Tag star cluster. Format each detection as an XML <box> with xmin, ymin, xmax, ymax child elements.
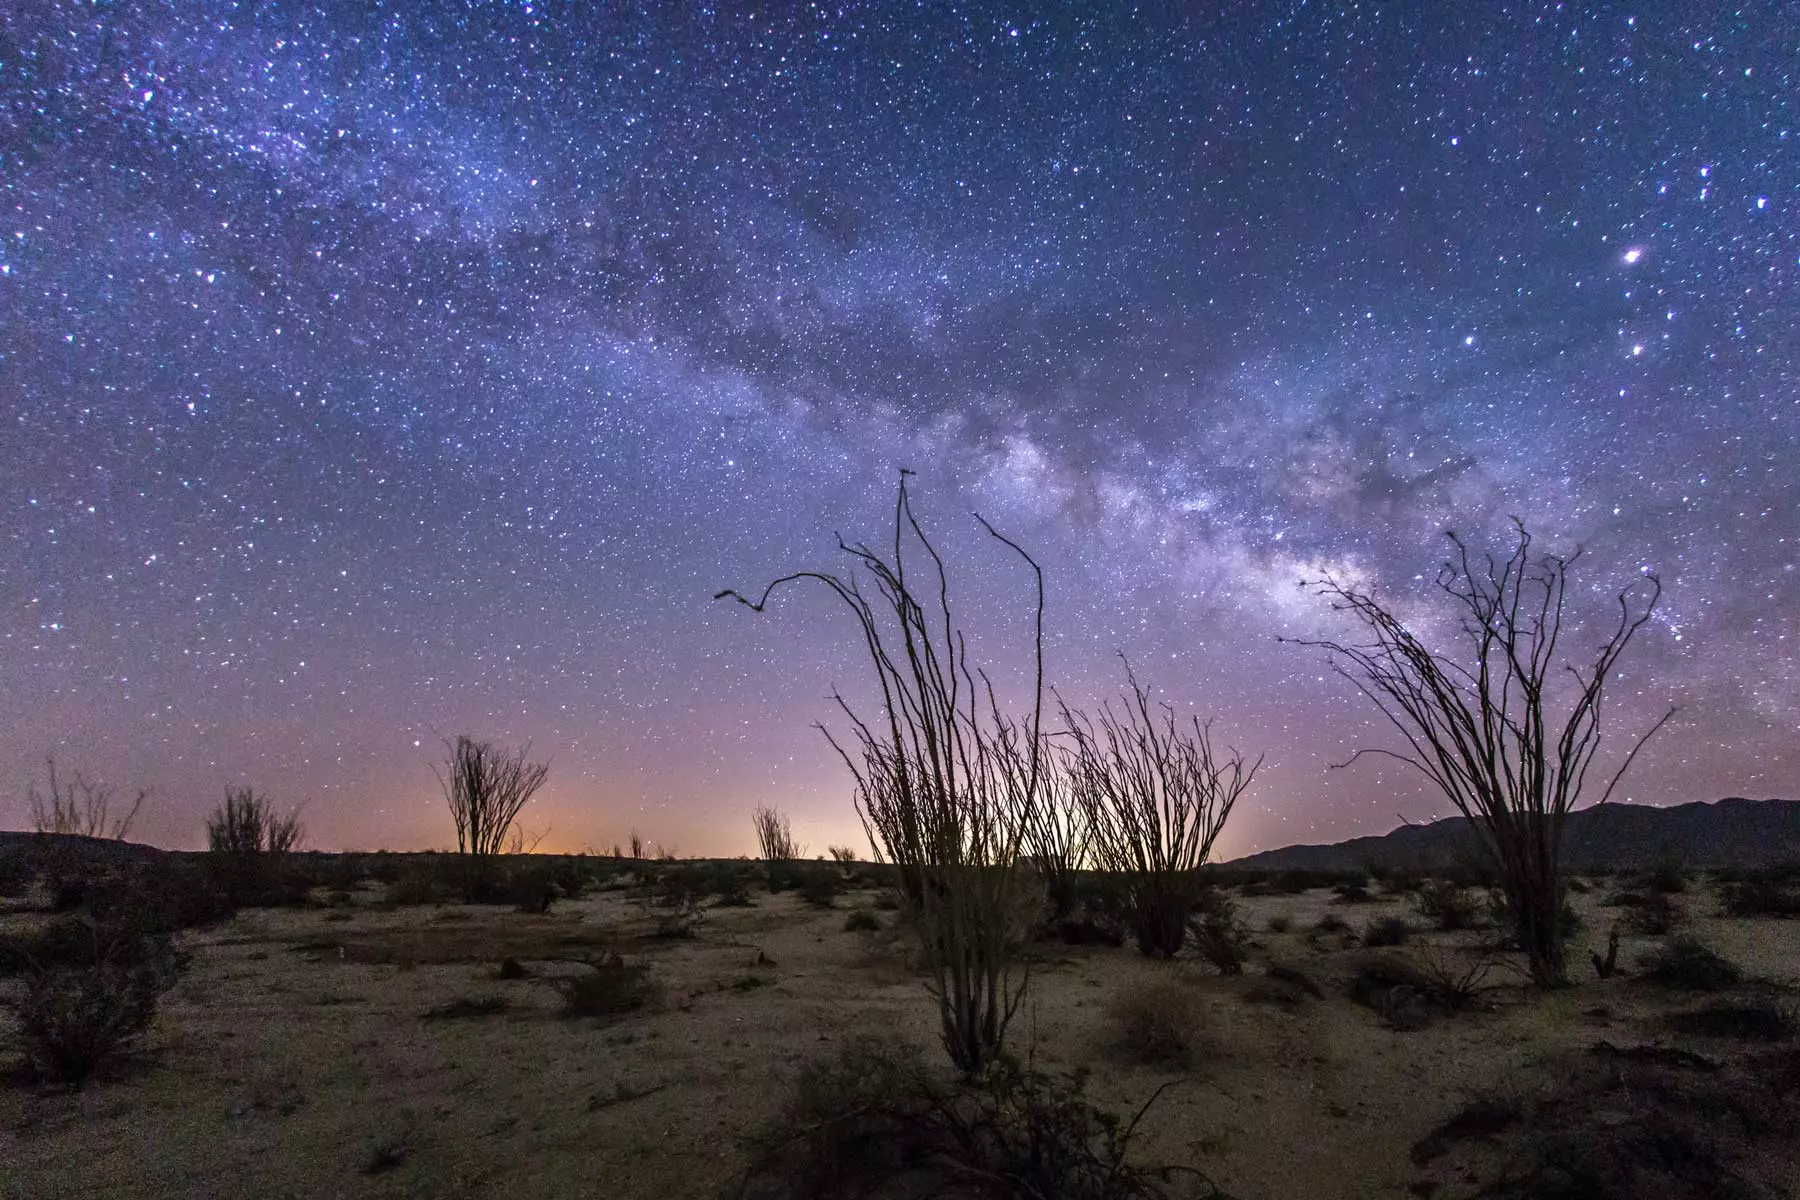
<box><xmin>2</xmin><ymin>2</ymin><xmax>1795</xmax><ymax>855</ymax></box>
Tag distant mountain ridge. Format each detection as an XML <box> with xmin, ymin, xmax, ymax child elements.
<box><xmin>1226</xmin><ymin>798</ymin><xmax>1800</xmax><ymax>873</ymax></box>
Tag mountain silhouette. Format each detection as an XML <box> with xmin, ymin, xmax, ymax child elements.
<box><xmin>1226</xmin><ymin>798</ymin><xmax>1800</xmax><ymax>873</ymax></box>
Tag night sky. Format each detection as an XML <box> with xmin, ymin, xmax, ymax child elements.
<box><xmin>2</xmin><ymin>2</ymin><xmax>1795</xmax><ymax>858</ymax></box>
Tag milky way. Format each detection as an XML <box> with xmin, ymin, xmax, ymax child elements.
<box><xmin>2</xmin><ymin>2</ymin><xmax>1795</xmax><ymax>856</ymax></box>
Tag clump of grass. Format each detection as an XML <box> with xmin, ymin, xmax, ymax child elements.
<box><xmin>554</xmin><ymin>953</ymin><xmax>657</xmax><ymax>1019</ymax></box>
<box><xmin>843</xmin><ymin>909</ymin><xmax>881</xmax><ymax>933</ymax></box>
<box><xmin>1362</xmin><ymin>916</ymin><xmax>1412</xmax><ymax>947</ymax></box>
<box><xmin>1639</xmin><ymin>936</ymin><xmax>1742</xmax><ymax>992</ymax></box>
<box><xmin>1106</xmin><ymin>976</ymin><xmax>1209</xmax><ymax>1069</ymax></box>
<box><xmin>421</xmin><ymin>994</ymin><xmax>510</xmax><ymax>1021</ymax></box>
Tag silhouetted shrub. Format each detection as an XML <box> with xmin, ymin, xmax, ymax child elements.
<box><xmin>554</xmin><ymin>953</ymin><xmax>657</xmax><ymax>1019</ymax></box>
<box><xmin>1363</xmin><ymin>916</ymin><xmax>1412</xmax><ymax>947</ymax></box>
<box><xmin>1264</xmin><ymin>914</ymin><xmax>1292</xmax><ymax>934</ymax></box>
<box><xmin>1640</xmin><ymin>937</ymin><xmax>1742</xmax><ymax>992</ymax></box>
<box><xmin>1332</xmin><ymin>880</ymin><xmax>1373</xmax><ymax>905</ymax></box>
<box><xmin>844</xmin><ymin>909</ymin><xmax>881</xmax><ymax>932</ymax></box>
<box><xmin>737</xmin><ymin>1038</ymin><xmax>1219</xmax><ymax>1199</ymax></box>
<box><xmin>1107</xmin><ymin>977</ymin><xmax>1208</xmax><ymax>1069</ymax></box>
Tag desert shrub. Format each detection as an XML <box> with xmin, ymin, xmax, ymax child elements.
<box><xmin>796</xmin><ymin>866</ymin><xmax>842</xmax><ymax>909</ymax></box>
<box><xmin>1624</xmin><ymin>890</ymin><xmax>1683</xmax><ymax>935</ymax></box>
<box><xmin>1639</xmin><ymin>937</ymin><xmax>1742</xmax><ymax>992</ymax></box>
<box><xmin>204</xmin><ymin>787</ymin><xmax>309</xmax><ymax>907</ymax></box>
<box><xmin>1565</xmin><ymin>876</ymin><xmax>1592</xmax><ymax>895</ymax></box>
<box><xmin>4</xmin><ymin>919</ymin><xmax>183</xmax><ymax>1085</ymax></box>
<box><xmin>1375</xmin><ymin>867</ymin><xmax>1424</xmax><ymax>896</ymax></box>
<box><xmin>1349</xmin><ymin>949</ymin><xmax>1491</xmax><ymax>1027</ymax></box>
<box><xmin>504</xmin><ymin>863</ymin><xmax>558</xmax><ymax>914</ymax></box>
<box><xmin>651</xmin><ymin>899</ymin><xmax>704</xmax><ymax>939</ymax></box>
<box><xmin>1265</xmin><ymin>963</ymin><xmax>1325</xmax><ymax>999</ymax></box>
<box><xmin>554</xmin><ymin>953</ymin><xmax>657</xmax><ymax>1019</ymax></box>
<box><xmin>844</xmin><ymin>909</ymin><xmax>882</xmax><ymax>933</ymax></box>
<box><xmin>1265</xmin><ymin>914</ymin><xmax>1292</xmax><ymax>934</ymax></box>
<box><xmin>1487</xmin><ymin>890</ymin><xmax>1582</xmax><ymax>941</ymax></box>
<box><xmin>386</xmin><ymin>863</ymin><xmax>447</xmax><ymax>907</ymax></box>
<box><xmin>1665</xmin><ymin>997</ymin><xmax>1798</xmax><ymax>1042</ymax></box>
<box><xmin>1332</xmin><ymin>880</ymin><xmax>1373</xmax><ymax>905</ymax></box>
<box><xmin>0</xmin><ymin>848</ymin><xmax>35</xmax><ymax>898</ymax></box>
<box><xmin>1411</xmin><ymin>879</ymin><xmax>1482</xmax><ymax>931</ymax></box>
<box><xmin>1106</xmin><ymin>976</ymin><xmax>1208</xmax><ymax>1069</ymax></box>
<box><xmin>1065</xmin><ymin>672</ymin><xmax>1259</xmax><ymax>960</ymax></box>
<box><xmin>1363</xmin><ymin>916</ymin><xmax>1412</xmax><ymax>947</ymax></box>
<box><xmin>1410</xmin><ymin>1094</ymin><xmax>1524</xmax><ymax>1165</ymax></box>
<box><xmin>737</xmin><ymin>1038</ymin><xmax>1219</xmax><ymax>1199</ymax></box>
<box><xmin>1449</xmin><ymin>1043</ymin><xmax>1800</xmax><ymax>1200</ymax></box>
<box><xmin>1412</xmin><ymin>944</ymin><xmax>1495</xmax><ymax>1011</ymax></box>
<box><xmin>715</xmin><ymin>885</ymin><xmax>755</xmax><ymax>908</ymax></box>
<box><xmin>1186</xmin><ymin>899</ymin><xmax>1250</xmax><ymax>976</ymax></box>
<box><xmin>421</xmin><ymin>995</ymin><xmax>510</xmax><ymax>1021</ymax></box>
<box><xmin>1643</xmin><ymin>855</ymin><xmax>1688</xmax><ymax>895</ymax></box>
<box><xmin>1310</xmin><ymin>913</ymin><xmax>1352</xmax><ymax>939</ymax></box>
<box><xmin>1721</xmin><ymin>872</ymin><xmax>1800</xmax><ymax>919</ymax></box>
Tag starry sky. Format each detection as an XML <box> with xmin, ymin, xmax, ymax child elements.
<box><xmin>2</xmin><ymin>2</ymin><xmax>1796</xmax><ymax>858</ymax></box>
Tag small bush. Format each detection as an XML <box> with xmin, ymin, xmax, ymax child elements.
<box><xmin>737</xmin><ymin>1039</ymin><xmax>1217</xmax><ymax>1199</ymax></box>
<box><xmin>796</xmin><ymin>867</ymin><xmax>842</xmax><ymax>910</ymax></box>
<box><xmin>1411</xmin><ymin>879</ymin><xmax>1482</xmax><ymax>931</ymax></box>
<box><xmin>1666</xmin><ymin>998</ymin><xmax>1798</xmax><ymax>1042</ymax></box>
<box><xmin>1644</xmin><ymin>856</ymin><xmax>1688</xmax><ymax>895</ymax></box>
<box><xmin>554</xmin><ymin>953</ymin><xmax>657</xmax><ymax>1019</ymax></box>
<box><xmin>4</xmin><ymin>920</ymin><xmax>183</xmax><ymax>1086</ymax></box>
<box><xmin>1639</xmin><ymin>937</ymin><xmax>1743</xmax><ymax>992</ymax></box>
<box><xmin>1363</xmin><ymin>916</ymin><xmax>1412</xmax><ymax>947</ymax></box>
<box><xmin>1265</xmin><ymin>914</ymin><xmax>1292</xmax><ymax>934</ymax></box>
<box><xmin>1722</xmin><ymin>874</ymin><xmax>1800</xmax><ymax>919</ymax></box>
<box><xmin>1107</xmin><ymin>976</ymin><xmax>1208</xmax><ymax>1069</ymax></box>
<box><xmin>843</xmin><ymin>909</ymin><xmax>881</xmax><ymax>932</ymax></box>
<box><xmin>1332</xmin><ymin>880</ymin><xmax>1374</xmax><ymax>905</ymax></box>
<box><xmin>1310</xmin><ymin>913</ymin><xmax>1352</xmax><ymax>942</ymax></box>
<box><xmin>386</xmin><ymin>865</ymin><xmax>445</xmax><ymax>907</ymax></box>
<box><xmin>1187</xmin><ymin>913</ymin><xmax>1249</xmax><ymax>976</ymax></box>
<box><xmin>1624</xmin><ymin>891</ymin><xmax>1683</xmax><ymax>936</ymax></box>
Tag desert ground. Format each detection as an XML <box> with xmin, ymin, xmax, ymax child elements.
<box><xmin>4</xmin><ymin>856</ymin><xmax>1800</xmax><ymax>1199</ymax></box>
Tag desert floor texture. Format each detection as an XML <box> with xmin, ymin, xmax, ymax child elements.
<box><xmin>4</xmin><ymin>872</ymin><xmax>1799</xmax><ymax>1200</ymax></box>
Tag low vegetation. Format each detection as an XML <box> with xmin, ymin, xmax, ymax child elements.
<box><xmin>736</xmin><ymin>1038</ymin><xmax>1221</xmax><ymax>1199</ymax></box>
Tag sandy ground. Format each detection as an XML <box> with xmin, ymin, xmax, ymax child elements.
<box><xmin>3</xmin><ymin>877</ymin><xmax>1799</xmax><ymax>1200</ymax></box>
